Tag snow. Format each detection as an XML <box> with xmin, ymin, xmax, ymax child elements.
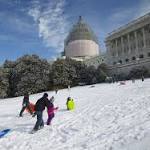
<box><xmin>0</xmin><ymin>79</ymin><xmax>150</xmax><ymax>150</ymax></box>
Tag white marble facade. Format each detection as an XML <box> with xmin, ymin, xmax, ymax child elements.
<box><xmin>105</xmin><ymin>13</ymin><xmax>150</xmax><ymax>75</ymax></box>
<box><xmin>65</xmin><ymin>40</ymin><xmax>99</xmax><ymax>58</ymax></box>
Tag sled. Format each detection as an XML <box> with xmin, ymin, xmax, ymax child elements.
<box><xmin>26</xmin><ymin>103</ymin><xmax>35</xmax><ymax>113</ymax></box>
<box><xmin>0</xmin><ymin>129</ymin><xmax>11</xmax><ymax>138</ymax></box>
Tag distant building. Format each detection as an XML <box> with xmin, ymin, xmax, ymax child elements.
<box><xmin>64</xmin><ymin>16</ymin><xmax>100</xmax><ymax>61</ymax></box>
<box><xmin>84</xmin><ymin>54</ymin><xmax>106</xmax><ymax>68</ymax></box>
<box><xmin>105</xmin><ymin>13</ymin><xmax>150</xmax><ymax>75</ymax></box>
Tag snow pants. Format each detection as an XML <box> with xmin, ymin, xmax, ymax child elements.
<box><xmin>47</xmin><ymin>113</ymin><xmax>54</xmax><ymax>125</ymax></box>
<box><xmin>33</xmin><ymin>111</ymin><xmax>44</xmax><ymax>130</ymax></box>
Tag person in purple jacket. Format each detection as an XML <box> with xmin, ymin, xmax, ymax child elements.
<box><xmin>47</xmin><ymin>96</ymin><xmax>58</xmax><ymax>125</ymax></box>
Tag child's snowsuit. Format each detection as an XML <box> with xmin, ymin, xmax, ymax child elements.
<box><xmin>66</xmin><ymin>98</ymin><xmax>75</xmax><ymax>110</ymax></box>
<box><xmin>47</xmin><ymin>103</ymin><xmax>58</xmax><ymax>125</ymax></box>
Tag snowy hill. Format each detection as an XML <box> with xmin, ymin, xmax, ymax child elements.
<box><xmin>0</xmin><ymin>79</ymin><xmax>150</xmax><ymax>150</ymax></box>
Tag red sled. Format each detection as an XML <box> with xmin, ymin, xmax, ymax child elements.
<box><xmin>26</xmin><ymin>103</ymin><xmax>35</xmax><ymax>113</ymax></box>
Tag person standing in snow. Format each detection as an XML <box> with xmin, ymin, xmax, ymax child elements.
<box><xmin>141</xmin><ymin>75</ymin><xmax>144</xmax><ymax>82</ymax></box>
<box><xmin>47</xmin><ymin>96</ymin><xmax>58</xmax><ymax>125</ymax></box>
<box><xmin>55</xmin><ymin>88</ymin><xmax>58</xmax><ymax>94</ymax></box>
<box><xmin>32</xmin><ymin>93</ymin><xmax>49</xmax><ymax>132</ymax></box>
<box><xmin>19</xmin><ymin>93</ymin><xmax>33</xmax><ymax>117</ymax></box>
<box><xmin>66</xmin><ymin>97</ymin><xmax>75</xmax><ymax>110</ymax></box>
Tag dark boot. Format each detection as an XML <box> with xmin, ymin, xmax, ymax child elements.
<box><xmin>19</xmin><ymin>106</ymin><xmax>26</xmax><ymax>117</ymax></box>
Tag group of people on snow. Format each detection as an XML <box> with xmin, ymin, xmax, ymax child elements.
<box><xmin>19</xmin><ymin>91</ymin><xmax>75</xmax><ymax>133</ymax></box>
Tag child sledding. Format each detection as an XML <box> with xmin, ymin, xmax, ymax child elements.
<box><xmin>19</xmin><ymin>90</ymin><xmax>75</xmax><ymax>134</ymax></box>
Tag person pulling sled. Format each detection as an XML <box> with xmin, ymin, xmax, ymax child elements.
<box><xmin>19</xmin><ymin>93</ymin><xmax>33</xmax><ymax>117</ymax></box>
<box><xmin>31</xmin><ymin>93</ymin><xmax>50</xmax><ymax>133</ymax></box>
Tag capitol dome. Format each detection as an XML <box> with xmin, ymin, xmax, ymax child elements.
<box><xmin>64</xmin><ymin>16</ymin><xmax>100</xmax><ymax>59</ymax></box>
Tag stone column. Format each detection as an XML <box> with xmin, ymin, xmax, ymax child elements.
<box><xmin>127</xmin><ymin>34</ymin><xmax>131</xmax><ymax>54</ymax></box>
<box><xmin>134</xmin><ymin>31</ymin><xmax>138</xmax><ymax>55</ymax></box>
<box><xmin>116</xmin><ymin>39</ymin><xmax>119</xmax><ymax>57</ymax></box>
<box><xmin>115</xmin><ymin>39</ymin><xmax>118</xmax><ymax>56</ymax></box>
<box><xmin>106</xmin><ymin>42</ymin><xmax>111</xmax><ymax>65</ymax></box>
<box><xmin>121</xmin><ymin>36</ymin><xmax>124</xmax><ymax>55</ymax></box>
<box><xmin>142</xmin><ymin>27</ymin><xmax>146</xmax><ymax>48</ymax></box>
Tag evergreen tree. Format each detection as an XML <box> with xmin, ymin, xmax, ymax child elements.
<box><xmin>85</xmin><ymin>66</ymin><xmax>97</xmax><ymax>84</ymax></box>
<box><xmin>3</xmin><ymin>60</ymin><xmax>15</xmax><ymax>97</ymax></box>
<box><xmin>96</xmin><ymin>64</ymin><xmax>107</xmax><ymax>83</ymax></box>
<box><xmin>52</xmin><ymin>58</ymin><xmax>77</xmax><ymax>88</ymax></box>
<box><xmin>73</xmin><ymin>61</ymin><xmax>87</xmax><ymax>85</ymax></box>
<box><xmin>3</xmin><ymin>55</ymin><xmax>51</xmax><ymax>96</ymax></box>
<box><xmin>0</xmin><ymin>67</ymin><xmax>9</xmax><ymax>98</ymax></box>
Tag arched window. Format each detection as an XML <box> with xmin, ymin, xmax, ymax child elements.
<box><xmin>119</xmin><ymin>60</ymin><xmax>122</xmax><ymax>64</ymax></box>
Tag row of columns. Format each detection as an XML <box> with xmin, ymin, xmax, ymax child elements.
<box><xmin>113</xmin><ymin>26</ymin><xmax>147</xmax><ymax>57</ymax></box>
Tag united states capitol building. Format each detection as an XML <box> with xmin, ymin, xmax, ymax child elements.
<box><xmin>105</xmin><ymin>13</ymin><xmax>150</xmax><ymax>76</ymax></box>
<box><xmin>63</xmin><ymin>16</ymin><xmax>104</xmax><ymax>67</ymax></box>
<box><xmin>63</xmin><ymin>13</ymin><xmax>150</xmax><ymax>76</ymax></box>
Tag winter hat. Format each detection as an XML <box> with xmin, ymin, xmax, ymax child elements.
<box><xmin>43</xmin><ymin>93</ymin><xmax>48</xmax><ymax>98</ymax></box>
<box><xmin>67</xmin><ymin>97</ymin><xmax>71</xmax><ymax>100</ymax></box>
<box><xmin>50</xmin><ymin>96</ymin><xmax>54</xmax><ymax>103</ymax></box>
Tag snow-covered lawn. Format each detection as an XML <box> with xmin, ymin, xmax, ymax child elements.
<box><xmin>0</xmin><ymin>79</ymin><xmax>150</xmax><ymax>150</ymax></box>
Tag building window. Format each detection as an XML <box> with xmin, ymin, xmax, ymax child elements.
<box><xmin>119</xmin><ymin>60</ymin><xmax>122</xmax><ymax>64</ymax></box>
<box><xmin>139</xmin><ymin>54</ymin><xmax>144</xmax><ymax>58</ymax></box>
<box><xmin>148</xmin><ymin>52</ymin><xmax>150</xmax><ymax>57</ymax></box>
<box><xmin>113</xmin><ymin>62</ymin><xmax>116</xmax><ymax>65</ymax></box>
<box><xmin>125</xmin><ymin>58</ymin><xmax>129</xmax><ymax>62</ymax></box>
<box><xmin>132</xmin><ymin>56</ymin><xmax>136</xmax><ymax>60</ymax></box>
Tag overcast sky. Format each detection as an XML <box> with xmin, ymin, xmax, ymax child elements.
<box><xmin>0</xmin><ymin>0</ymin><xmax>150</xmax><ymax>63</ymax></box>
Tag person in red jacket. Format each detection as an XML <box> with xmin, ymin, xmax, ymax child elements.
<box><xmin>47</xmin><ymin>96</ymin><xmax>58</xmax><ymax>125</ymax></box>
